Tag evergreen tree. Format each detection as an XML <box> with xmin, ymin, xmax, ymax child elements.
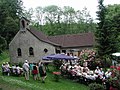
<box><xmin>95</xmin><ymin>0</ymin><xmax>107</xmax><ymax>57</ymax></box>
<box><xmin>95</xmin><ymin>0</ymin><xmax>120</xmax><ymax>68</ymax></box>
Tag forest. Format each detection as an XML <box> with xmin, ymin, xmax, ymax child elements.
<box><xmin>0</xmin><ymin>0</ymin><xmax>120</xmax><ymax>60</ymax></box>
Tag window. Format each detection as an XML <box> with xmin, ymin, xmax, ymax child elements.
<box><xmin>62</xmin><ymin>50</ymin><xmax>66</xmax><ymax>54</ymax></box>
<box><xmin>55</xmin><ymin>49</ymin><xmax>60</xmax><ymax>54</ymax></box>
<box><xmin>29</xmin><ymin>47</ymin><xmax>34</xmax><ymax>56</ymax></box>
<box><xmin>44</xmin><ymin>48</ymin><xmax>48</xmax><ymax>53</ymax></box>
<box><xmin>21</xmin><ymin>20</ymin><xmax>25</xmax><ymax>28</ymax></box>
<box><xmin>17</xmin><ymin>48</ymin><xmax>22</xmax><ymax>56</ymax></box>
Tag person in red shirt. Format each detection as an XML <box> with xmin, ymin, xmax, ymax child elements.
<box><xmin>32</xmin><ymin>64</ymin><xmax>38</xmax><ymax>80</ymax></box>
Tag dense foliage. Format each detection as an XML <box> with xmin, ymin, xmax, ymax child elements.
<box><xmin>0</xmin><ymin>0</ymin><xmax>23</xmax><ymax>50</ymax></box>
<box><xmin>95</xmin><ymin>0</ymin><xmax>120</xmax><ymax>68</ymax></box>
<box><xmin>23</xmin><ymin>5</ymin><xmax>97</xmax><ymax>36</ymax></box>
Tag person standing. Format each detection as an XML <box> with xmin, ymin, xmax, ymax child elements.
<box><xmin>29</xmin><ymin>62</ymin><xmax>34</xmax><ymax>75</ymax></box>
<box><xmin>32</xmin><ymin>63</ymin><xmax>39</xmax><ymax>80</ymax></box>
<box><xmin>22</xmin><ymin>60</ymin><xmax>30</xmax><ymax>80</ymax></box>
<box><xmin>38</xmin><ymin>61</ymin><xmax>47</xmax><ymax>83</ymax></box>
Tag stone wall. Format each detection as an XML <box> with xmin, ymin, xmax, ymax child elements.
<box><xmin>9</xmin><ymin>30</ymin><xmax>55</xmax><ymax>64</ymax></box>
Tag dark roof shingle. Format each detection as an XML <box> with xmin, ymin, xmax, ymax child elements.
<box><xmin>28</xmin><ymin>27</ymin><xmax>60</xmax><ymax>46</ymax></box>
<box><xmin>48</xmin><ymin>33</ymin><xmax>95</xmax><ymax>48</ymax></box>
<box><xmin>28</xmin><ymin>27</ymin><xmax>95</xmax><ymax>48</ymax></box>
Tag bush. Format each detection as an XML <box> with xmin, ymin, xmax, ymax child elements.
<box><xmin>89</xmin><ymin>83</ymin><xmax>105</xmax><ymax>90</ymax></box>
<box><xmin>108</xmin><ymin>73</ymin><xmax>120</xmax><ymax>89</ymax></box>
<box><xmin>53</xmin><ymin>60</ymin><xmax>62</xmax><ymax>70</ymax></box>
<box><xmin>0</xmin><ymin>36</ymin><xmax>7</xmax><ymax>54</ymax></box>
<box><xmin>18</xmin><ymin>62</ymin><xmax>23</xmax><ymax>67</ymax></box>
<box><xmin>0</xmin><ymin>51</ymin><xmax>9</xmax><ymax>60</ymax></box>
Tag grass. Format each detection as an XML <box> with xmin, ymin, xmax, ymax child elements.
<box><xmin>0</xmin><ymin>51</ymin><xmax>89</xmax><ymax>90</ymax></box>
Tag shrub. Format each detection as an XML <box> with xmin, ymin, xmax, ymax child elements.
<box><xmin>0</xmin><ymin>51</ymin><xmax>9</xmax><ymax>60</ymax></box>
<box><xmin>18</xmin><ymin>62</ymin><xmax>23</xmax><ymax>67</ymax></box>
<box><xmin>108</xmin><ymin>73</ymin><xmax>120</xmax><ymax>89</ymax></box>
<box><xmin>53</xmin><ymin>60</ymin><xmax>62</xmax><ymax>70</ymax></box>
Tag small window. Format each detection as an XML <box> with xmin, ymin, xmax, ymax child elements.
<box><xmin>62</xmin><ymin>50</ymin><xmax>66</xmax><ymax>54</ymax></box>
<box><xmin>21</xmin><ymin>20</ymin><xmax>25</xmax><ymax>28</ymax></box>
<box><xmin>44</xmin><ymin>48</ymin><xmax>48</xmax><ymax>53</ymax></box>
<box><xmin>17</xmin><ymin>48</ymin><xmax>22</xmax><ymax>56</ymax></box>
<box><xmin>29</xmin><ymin>47</ymin><xmax>34</xmax><ymax>56</ymax></box>
<box><xmin>55</xmin><ymin>49</ymin><xmax>60</xmax><ymax>54</ymax></box>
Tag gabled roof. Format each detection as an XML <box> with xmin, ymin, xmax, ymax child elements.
<box><xmin>48</xmin><ymin>33</ymin><xmax>95</xmax><ymax>48</ymax></box>
<box><xmin>28</xmin><ymin>27</ymin><xmax>60</xmax><ymax>46</ymax></box>
<box><xmin>28</xmin><ymin>27</ymin><xmax>95</xmax><ymax>48</ymax></box>
<box><xmin>20</xmin><ymin>17</ymin><xmax>30</xmax><ymax>22</ymax></box>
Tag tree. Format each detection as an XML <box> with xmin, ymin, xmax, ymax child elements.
<box><xmin>96</xmin><ymin>0</ymin><xmax>107</xmax><ymax>57</ymax></box>
<box><xmin>42</xmin><ymin>5</ymin><xmax>63</xmax><ymax>35</ymax></box>
<box><xmin>23</xmin><ymin>8</ymin><xmax>34</xmax><ymax>23</ymax></box>
<box><xmin>105</xmin><ymin>4</ymin><xmax>120</xmax><ymax>21</ymax></box>
<box><xmin>29</xmin><ymin>5</ymin><xmax>96</xmax><ymax>36</ymax></box>
<box><xmin>34</xmin><ymin>6</ymin><xmax>44</xmax><ymax>30</ymax></box>
<box><xmin>0</xmin><ymin>36</ymin><xmax>7</xmax><ymax>54</ymax></box>
<box><xmin>0</xmin><ymin>0</ymin><xmax>23</xmax><ymax>48</ymax></box>
<box><xmin>75</xmin><ymin>7</ymin><xmax>96</xmax><ymax>33</ymax></box>
<box><xmin>95</xmin><ymin>0</ymin><xmax>120</xmax><ymax>68</ymax></box>
<box><xmin>105</xmin><ymin>4</ymin><xmax>120</xmax><ymax>45</ymax></box>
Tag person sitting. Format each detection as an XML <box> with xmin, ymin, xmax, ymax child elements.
<box><xmin>16</xmin><ymin>65</ymin><xmax>21</xmax><ymax>76</ymax></box>
<box><xmin>11</xmin><ymin>65</ymin><xmax>16</xmax><ymax>75</ymax></box>
<box><xmin>60</xmin><ymin>64</ymin><xmax>67</xmax><ymax>75</ymax></box>
<box><xmin>6</xmin><ymin>62</ymin><xmax>10</xmax><ymax>68</ymax></box>
<box><xmin>83</xmin><ymin>66</ymin><xmax>89</xmax><ymax>73</ymax></box>
<box><xmin>2</xmin><ymin>62</ymin><xmax>6</xmax><ymax>75</ymax></box>
<box><xmin>98</xmin><ymin>68</ymin><xmax>104</xmax><ymax>76</ymax></box>
<box><xmin>95</xmin><ymin>66</ymin><xmax>100</xmax><ymax>74</ymax></box>
<box><xmin>105</xmin><ymin>69</ymin><xmax>112</xmax><ymax>78</ymax></box>
<box><xmin>2</xmin><ymin>62</ymin><xmax>10</xmax><ymax>76</ymax></box>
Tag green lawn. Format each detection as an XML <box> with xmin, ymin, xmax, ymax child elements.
<box><xmin>0</xmin><ymin>52</ymin><xmax>89</xmax><ymax>90</ymax></box>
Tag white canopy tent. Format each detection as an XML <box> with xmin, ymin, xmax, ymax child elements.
<box><xmin>112</xmin><ymin>52</ymin><xmax>120</xmax><ymax>66</ymax></box>
<box><xmin>112</xmin><ymin>52</ymin><xmax>120</xmax><ymax>56</ymax></box>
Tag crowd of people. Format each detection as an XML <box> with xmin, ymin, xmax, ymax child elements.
<box><xmin>60</xmin><ymin>60</ymin><xmax>119</xmax><ymax>90</ymax></box>
<box><xmin>1</xmin><ymin>60</ymin><xmax>47</xmax><ymax>83</ymax></box>
<box><xmin>1</xmin><ymin>62</ymin><xmax>23</xmax><ymax>76</ymax></box>
<box><xmin>1</xmin><ymin>49</ymin><xmax>120</xmax><ymax>89</ymax></box>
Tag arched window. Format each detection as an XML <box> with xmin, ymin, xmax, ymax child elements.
<box><xmin>17</xmin><ymin>48</ymin><xmax>22</xmax><ymax>56</ymax></box>
<box><xmin>29</xmin><ymin>47</ymin><xmax>34</xmax><ymax>56</ymax></box>
<box><xmin>21</xmin><ymin>20</ymin><xmax>25</xmax><ymax>28</ymax></box>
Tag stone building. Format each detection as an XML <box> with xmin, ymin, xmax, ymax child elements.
<box><xmin>9</xmin><ymin>17</ymin><xmax>95</xmax><ymax>63</ymax></box>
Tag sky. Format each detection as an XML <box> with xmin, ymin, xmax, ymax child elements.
<box><xmin>22</xmin><ymin>0</ymin><xmax>120</xmax><ymax>20</ymax></box>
